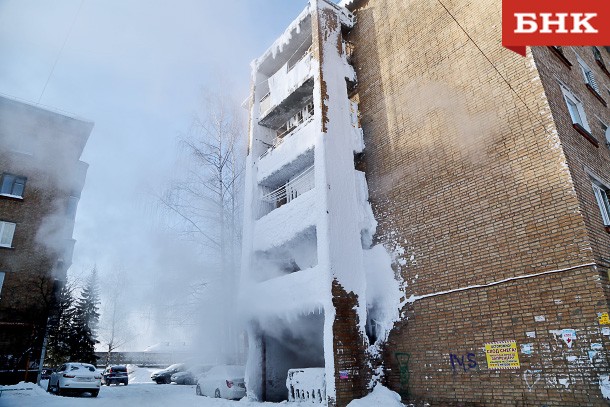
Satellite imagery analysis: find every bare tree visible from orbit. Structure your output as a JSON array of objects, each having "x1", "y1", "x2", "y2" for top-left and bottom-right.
[
  {"x1": 155, "y1": 85, "x2": 246, "y2": 359},
  {"x1": 158, "y1": 86, "x2": 245, "y2": 280},
  {"x1": 98, "y1": 268, "x2": 133, "y2": 365}
]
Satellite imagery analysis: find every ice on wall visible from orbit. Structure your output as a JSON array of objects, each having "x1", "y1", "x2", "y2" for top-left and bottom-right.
[{"x1": 363, "y1": 245, "x2": 406, "y2": 347}]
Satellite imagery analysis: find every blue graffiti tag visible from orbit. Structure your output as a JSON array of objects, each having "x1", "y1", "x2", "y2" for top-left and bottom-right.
[{"x1": 449, "y1": 353, "x2": 478, "y2": 372}]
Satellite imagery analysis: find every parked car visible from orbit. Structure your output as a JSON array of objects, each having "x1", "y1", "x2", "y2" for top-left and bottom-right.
[
  {"x1": 151, "y1": 363, "x2": 187, "y2": 384},
  {"x1": 171, "y1": 365, "x2": 212, "y2": 385},
  {"x1": 102, "y1": 364, "x2": 129, "y2": 386},
  {"x1": 47, "y1": 362, "x2": 101, "y2": 397},
  {"x1": 195, "y1": 365, "x2": 245, "y2": 399}
]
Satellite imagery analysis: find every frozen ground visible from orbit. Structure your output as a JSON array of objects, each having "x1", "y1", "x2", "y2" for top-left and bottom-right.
[
  {"x1": 0, "y1": 381, "x2": 319, "y2": 407},
  {"x1": 0, "y1": 366, "x2": 404, "y2": 407}
]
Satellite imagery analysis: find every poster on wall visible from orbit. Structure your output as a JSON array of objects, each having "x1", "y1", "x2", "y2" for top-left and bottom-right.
[{"x1": 485, "y1": 341, "x2": 520, "y2": 369}]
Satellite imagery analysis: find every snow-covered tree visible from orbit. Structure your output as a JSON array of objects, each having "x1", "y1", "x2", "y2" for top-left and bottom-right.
[
  {"x1": 74, "y1": 267, "x2": 100, "y2": 335},
  {"x1": 44, "y1": 269, "x2": 100, "y2": 366}
]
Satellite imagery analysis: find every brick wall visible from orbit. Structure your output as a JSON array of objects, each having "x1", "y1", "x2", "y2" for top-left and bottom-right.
[
  {"x1": 0, "y1": 97, "x2": 90, "y2": 383},
  {"x1": 331, "y1": 279, "x2": 370, "y2": 406},
  {"x1": 346, "y1": 0, "x2": 610, "y2": 405},
  {"x1": 532, "y1": 46, "x2": 610, "y2": 268}
]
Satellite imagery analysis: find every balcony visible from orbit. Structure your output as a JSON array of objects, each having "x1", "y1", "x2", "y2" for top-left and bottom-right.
[
  {"x1": 241, "y1": 265, "x2": 325, "y2": 318},
  {"x1": 259, "y1": 51, "x2": 314, "y2": 129},
  {"x1": 258, "y1": 165, "x2": 314, "y2": 219},
  {"x1": 253, "y1": 185, "x2": 316, "y2": 253}
]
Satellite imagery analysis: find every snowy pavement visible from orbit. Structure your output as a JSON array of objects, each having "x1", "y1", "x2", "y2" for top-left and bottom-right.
[
  {"x1": 0, "y1": 366, "x2": 406, "y2": 407},
  {"x1": 0, "y1": 381, "x2": 312, "y2": 407}
]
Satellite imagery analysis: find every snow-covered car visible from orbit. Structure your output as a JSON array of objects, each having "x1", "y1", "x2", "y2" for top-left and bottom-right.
[
  {"x1": 171, "y1": 365, "x2": 212, "y2": 385},
  {"x1": 47, "y1": 362, "x2": 101, "y2": 397},
  {"x1": 102, "y1": 364, "x2": 129, "y2": 386},
  {"x1": 151, "y1": 363, "x2": 187, "y2": 384},
  {"x1": 195, "y1": 365, "x2": 245, "y2": 399}
]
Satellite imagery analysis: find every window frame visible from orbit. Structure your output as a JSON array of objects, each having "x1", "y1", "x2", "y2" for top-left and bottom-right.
[
  {"x1": 560, "y1": 85, "x2": 598, "y2": 146},
  {"x1": 0, "y1": 272, "x2": 5, "y2": 299},
  {"x1": 561, "y1": 86, "x2": 590, "y2": 130},
  {"x1": 576, "y1": 53, "x2": 607, "y2": 105},
  {"x1": 592, "y1": 181, "x2": 610, "y2": 226},
  {"x1": 0, "y1": 174, "x2": 27, "y2": 198},
  {"x1": 0, "y1": 221, "x2": 16, "y2": 248}
]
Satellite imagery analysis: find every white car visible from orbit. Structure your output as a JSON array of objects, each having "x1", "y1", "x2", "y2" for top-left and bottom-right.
[
  {"x1": 195, "y1": 365, "x2": 246, "y2": 399},
  {"x1": 47, "y1": 362, "x2": 101, "y2": 397}
]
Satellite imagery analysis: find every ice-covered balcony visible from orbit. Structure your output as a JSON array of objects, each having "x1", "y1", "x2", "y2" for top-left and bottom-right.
[
  {"x1": 242, "y1": 264, "x2": 325, "y2": 318},
  {"x1": 258, "y1": 165, "x2": 314, "y2": 219},
  {"x1": 253, "y1": 182, "x2": 317, "y2": 253},
  {"x1": 258, "y1": 116, "x2": 315, "y2": 181},
  {"x1": 250, "y1": 226, "x2": 317, "y2": 283},
  {"x1": 260, "y1": 50, "x2": 313, "y2": 118}
]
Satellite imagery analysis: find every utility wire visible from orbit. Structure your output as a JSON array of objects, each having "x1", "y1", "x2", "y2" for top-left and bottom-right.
[
  {"x1": 435, "y1": 0, "x2": 555, "y2": 137},
  {"x1": 38, "y1": 0, "x2": 85, "y2": 104}
]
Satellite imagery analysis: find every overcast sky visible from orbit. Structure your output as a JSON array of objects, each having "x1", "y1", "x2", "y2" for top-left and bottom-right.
[{"x1": 0, "y1": 0, "x2": 310, "y2": 350}]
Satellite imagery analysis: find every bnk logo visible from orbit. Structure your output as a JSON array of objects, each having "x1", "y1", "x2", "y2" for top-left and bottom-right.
[
  {"x1": 514, "y1": 13, "x2": 598, "y2": 34},
  {"x1": 502, "y1": 1, "x2": 610, "y2": 56}
]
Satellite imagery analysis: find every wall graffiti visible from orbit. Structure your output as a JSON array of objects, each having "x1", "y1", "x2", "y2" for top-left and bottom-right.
[
  {"x1": 395, "y1": 353, "x2": 410, "y2": 398},
  {"x1": 523, "y1": 369, "x2": 542, "y2": 391},
  {"x1": 449, "y1": 352, "x2": 478, "y2": 372}
]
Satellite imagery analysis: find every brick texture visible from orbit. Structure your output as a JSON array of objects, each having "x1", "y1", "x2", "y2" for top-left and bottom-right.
[
  {"x1": 0, "y1": 97, "x2": 90, "y2": 384},
  {"x1": 344, "y1": 0, "x2": 610, "y2": 405}
]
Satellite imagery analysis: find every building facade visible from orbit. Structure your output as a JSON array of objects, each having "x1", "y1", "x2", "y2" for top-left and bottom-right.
[
  {"x1": 241, "y1": 0, "x2": 610, "y2": 406},
  {"x1": 239, "y1": 1, "x2": 375, "y2": 405},
  {"x1": 0, "y1": 95, "x2": 91, "y2": 384}
]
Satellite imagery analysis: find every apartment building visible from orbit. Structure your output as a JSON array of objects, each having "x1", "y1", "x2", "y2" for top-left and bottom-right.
[
  {"x1": 0, "y1": 95, "x2": 91, "y2": 384},
  {"x1": 239, "y1": 0, "x2": 375, "y2": 404},
  {"x1": 241, "y1": 0, "x2": 610, "y2": 405}
]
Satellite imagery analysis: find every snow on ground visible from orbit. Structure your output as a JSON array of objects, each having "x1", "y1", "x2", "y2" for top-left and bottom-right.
[
  {"x1": 1, "y1": 366, "x2": 359, "y2": 407},
  {"x1": 0, "y1": 381, "x2": 328, "y2": 407},
  {"x1": 126, "y1": 364, "x2": 161, "y2": 383},
  {"x1": 0, "y1": 382, "x2": 407, "y2": 407},
  {"x1": 346, "y1": 385, "x2": 405, "y2": 407}
]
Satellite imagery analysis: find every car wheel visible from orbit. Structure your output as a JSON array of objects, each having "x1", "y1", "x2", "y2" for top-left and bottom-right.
[
  {"x1": 46, "y1": 381, "x2": 52, "y2": 393},
  {"x1": 165, "y1": 377, "x2": 171, "y2": 384},
  {"x1": 215, "y1": 388, "x2": 221, "y2": 398},
  {"x1": 196, "y1": 384, "x2": 202, "y2": 396},
  {"x1": 91, "y1": 390, "x2": 99, "y2": 398},
  {"x1": 123, "y1": 380, "x2": 128, "y2": 386}
]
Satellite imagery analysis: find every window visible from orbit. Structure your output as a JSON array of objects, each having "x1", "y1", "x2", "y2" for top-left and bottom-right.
[
  {"x1": 593, "y1": 47, "x2": 610, "y2": 78},
  {"x1": 592, "y1": 182, "x2": 610, "y2": 226},
  {"x1": 579, "y1": 59, "x2": 601, "y2": 93},
  {"x1": 0, "y1": 272, "x2": 4, "y2": 298},
  {"x1": 0, "y1": 221, "x2": 16, "y2": 248},
  {"x1": 549, "y1": 46, "x2": 572, "y2": 68},
  {"x1": 0, "y1": 174, "x2": 26, "y2": 198},
  {"x1": 577, "y1": 54, "x2": 607, "y2": 105},
  {"x1": 560, "y1": 85, "x2": 596, "y2": 145},
  {"x1": 602, "y1": 120, "x2": 610, "y2": 147}
]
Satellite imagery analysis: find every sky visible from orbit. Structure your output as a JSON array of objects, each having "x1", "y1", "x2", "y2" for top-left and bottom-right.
[{"x1": 0, "y1": 0, "x2": 311, "y2": 351}]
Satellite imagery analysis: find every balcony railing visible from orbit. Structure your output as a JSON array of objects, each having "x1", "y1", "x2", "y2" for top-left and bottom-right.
[
  {"x1": 258, "y1": 165, "x2": 314, "y2": 218},
  {"x1": 259, "y1": 116, "x2": 314, "y2": 160},
  {"x1": 287, "y1": 368, "x2": 325, "y2": 404}
]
